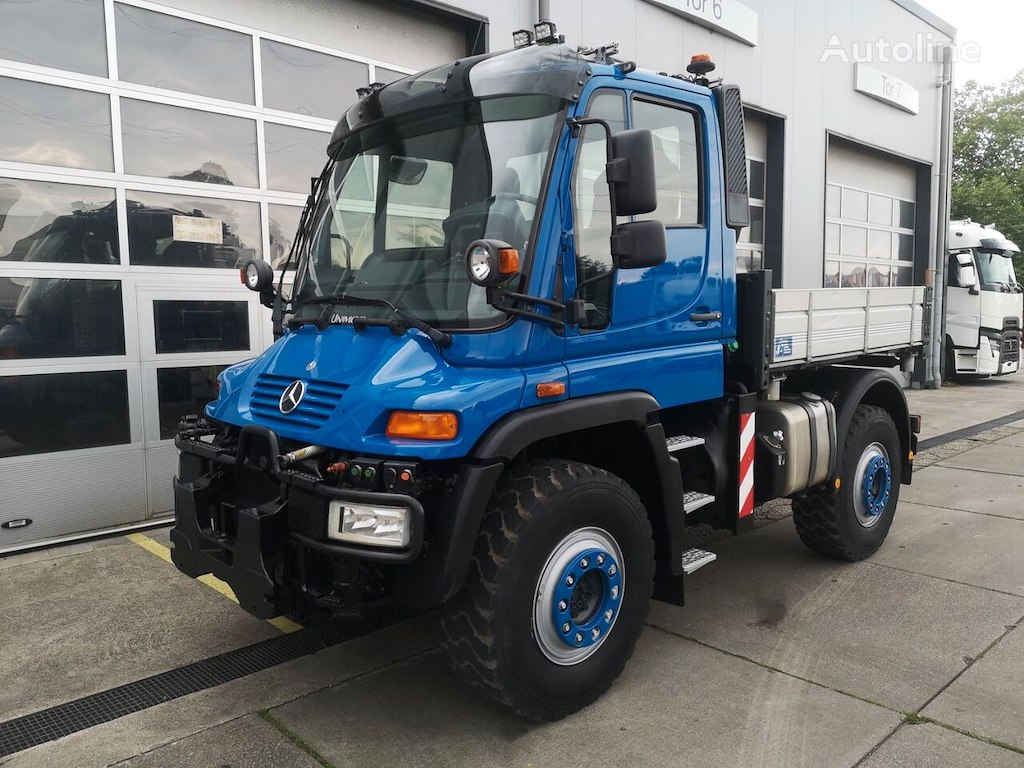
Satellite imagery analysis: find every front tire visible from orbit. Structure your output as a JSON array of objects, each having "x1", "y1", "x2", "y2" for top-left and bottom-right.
[
  {"x1": 441, "y1": 460, "x2": 654, "y2": 721},
  {"x1": 792, "y1": 404, "x2": 901, "y2": 560}
]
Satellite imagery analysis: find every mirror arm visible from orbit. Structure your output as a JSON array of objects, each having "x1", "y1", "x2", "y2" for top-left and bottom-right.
[
  {"x1": 566, "y1": 116, "x2": 620, "y2": 224},
  {"x1": 501, "y1": 289, "x2": 565, "y2": 312},
  {"x1": 487, "y1": 285, "x2": 566, "y2": 330},
  {"x1": 564, "y1": 116, "x2": 629, "y2": 324},
  {"x1": 270, "y1": 290, "x2": 284, "y2": 337}
]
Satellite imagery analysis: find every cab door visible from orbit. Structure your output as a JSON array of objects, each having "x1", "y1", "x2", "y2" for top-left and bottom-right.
[
  {"x1": 946, "y1": 249, "x2": 981, "y2": 352},
  {"x1": 563, "y1": 79, "x2": 729, "y2": 409}
]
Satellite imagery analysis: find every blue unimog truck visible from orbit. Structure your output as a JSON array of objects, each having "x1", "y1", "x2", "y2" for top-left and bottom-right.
[{"x1": 170, "y1": 30, "x2": 924, "y2": 721}]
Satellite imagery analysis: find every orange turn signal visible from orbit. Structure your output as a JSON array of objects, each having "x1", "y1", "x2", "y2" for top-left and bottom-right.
[
  {"x1": 536, "y1": 381, "x2": 566, "y2": 398},
  {"x1": 386, "y1": 411, "x2": 459, "y2": 440},
  {"x1": 498, "y1": 248, "x2": 520, "y2": 275}
]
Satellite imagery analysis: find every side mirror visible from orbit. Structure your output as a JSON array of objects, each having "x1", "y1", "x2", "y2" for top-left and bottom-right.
[
  {"x1": 958, "y1": 264, "x2": 978, "y2": 290},
  {"x1": 241, "y1": 258, "x2": 274, "y2": 292},
  {"x1": 611, "y1": 220, "x2": 667, "y2": 270},
  {"x1": 713, "y1": 84, "x2": 750, "y2": 233},
  {"x1": 608, "y1": 129, "x2": 658, "y2": 216}
]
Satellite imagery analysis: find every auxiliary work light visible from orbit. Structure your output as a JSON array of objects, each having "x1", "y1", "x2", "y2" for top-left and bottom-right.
[
  {"x1": 513, "y1": 28, "x2": 535, "y2": 48},
  {"x1": 533, "y1": 21, "x2": 560, "y2": 44},
  {"x1": 241, "y1": 258, "x2": 274, "y2": 292},
  {"x1": 463, "y1": 239, "x2": 520, "y2": 288}
]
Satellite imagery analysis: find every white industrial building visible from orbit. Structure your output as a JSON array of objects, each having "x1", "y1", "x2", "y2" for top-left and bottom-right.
[{"x1": 0, "y1": 0, "x2": 954, "y2": 549}]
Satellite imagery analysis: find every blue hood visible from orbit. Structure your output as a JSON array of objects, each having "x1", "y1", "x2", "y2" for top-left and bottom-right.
[{"x1": 208, "y1": 324, "x2": 525, "y2": 460}]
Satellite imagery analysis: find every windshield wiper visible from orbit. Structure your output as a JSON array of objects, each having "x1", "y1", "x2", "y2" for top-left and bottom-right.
[{"x1": 293, "y1": 293, "x2": 453, "y2": 349}]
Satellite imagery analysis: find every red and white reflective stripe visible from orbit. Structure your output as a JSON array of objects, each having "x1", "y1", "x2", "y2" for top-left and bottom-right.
[{"x1": 738, "y1": 411, "x2": 755, "y2": 519}]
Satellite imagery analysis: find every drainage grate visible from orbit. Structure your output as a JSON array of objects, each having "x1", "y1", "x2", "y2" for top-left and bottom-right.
[
  {"x1": 917, "y1": 408, "x2": 1024, "y2": 452},
  {"x1": 0, "y1": 603, "x2": 420, "y2": 759}
]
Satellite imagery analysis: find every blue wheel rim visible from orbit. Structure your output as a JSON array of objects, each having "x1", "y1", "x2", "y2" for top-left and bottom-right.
[
  {"x1": 854, "y1": 442, "x2": 892, "y2": 528},
  {"x1": 533, "y1": 527, "x2": 624, "y2": 665}
]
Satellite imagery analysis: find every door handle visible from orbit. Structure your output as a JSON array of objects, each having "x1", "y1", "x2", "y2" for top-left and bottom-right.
[{"x1": 690, "y1": 311, "x2": 722, "y2": 323}]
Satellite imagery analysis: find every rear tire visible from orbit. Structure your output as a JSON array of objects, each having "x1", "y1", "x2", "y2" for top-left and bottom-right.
[
  {"x1": 792, "y1": 404, "x2": 901, "y2": 561},
  {"x1": 441, "y1": 460, "x2": 654, "y2": 721}
]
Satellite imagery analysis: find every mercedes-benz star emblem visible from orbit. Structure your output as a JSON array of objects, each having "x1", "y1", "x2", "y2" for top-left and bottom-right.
[{"x1": 279, "y1": 380, "x2": 306, "y2": 414}]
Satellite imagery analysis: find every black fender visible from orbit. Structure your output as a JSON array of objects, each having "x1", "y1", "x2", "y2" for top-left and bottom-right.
[
  {"x1": 393, "y1": 392, "x2": 685, "y2": 608},
  {"x1": 792, "y1": 366, "x2": 915, "y2": 484},
  {"x1": 473, "y1": 393, "x2": 684, "y2": 567},
  {"x1": 470, "y1": 391, "x2": 661, "y2": 460}
]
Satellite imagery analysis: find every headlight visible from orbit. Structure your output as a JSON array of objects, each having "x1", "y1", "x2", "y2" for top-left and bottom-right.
[{"x1": 328, "y1": 501, "x2": 411, "y2": 548}]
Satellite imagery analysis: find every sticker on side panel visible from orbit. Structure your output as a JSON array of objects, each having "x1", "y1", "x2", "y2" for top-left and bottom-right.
[{"x1": 774, "y1": 336, "x2": 794, "y2": 359}]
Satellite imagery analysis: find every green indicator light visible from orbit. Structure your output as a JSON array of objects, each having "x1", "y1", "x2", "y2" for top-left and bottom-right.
[
  {"x1": 350, "y1": 466, "x2": 360, "y2": 477},
  {"x1": 363, "y1": 468, "x2": 375, "y2": 479}
]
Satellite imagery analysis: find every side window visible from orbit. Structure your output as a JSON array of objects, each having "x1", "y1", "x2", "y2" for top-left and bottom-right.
[
  {"x1": 948, "y1": 254, "x2": 960, "y2": 287},
  {"x1": 385, "y1": 157, "x2": 453, "y2": 249},
  {"x1": 949, "y1": 251, "x2": 976, "y2": 289},
  {"x1": 631, "y1": 98, "x2": 702, "y2": 227},
  {"x1": 571, "y1": 89, "x2": 626, "y2": 327}
]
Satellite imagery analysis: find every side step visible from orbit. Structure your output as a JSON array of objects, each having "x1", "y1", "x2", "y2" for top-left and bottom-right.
[
  {"x1": 683, "y1": 490, "x2": 715, "y2": 514},
  {"x1": 666, "y1": 434, "x2": 705, "y2": 452},
  {"x1": 680, "y1": 548, "x2": 717, "y2": 575}
]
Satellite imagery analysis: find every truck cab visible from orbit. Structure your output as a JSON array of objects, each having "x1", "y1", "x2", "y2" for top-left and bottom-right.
[
  {"x1": 170, "y1": 36, "x2": 920, "y2": 721},
  {"x1": 946, "y1": 219, "x2": 1023, "y2": 379}
]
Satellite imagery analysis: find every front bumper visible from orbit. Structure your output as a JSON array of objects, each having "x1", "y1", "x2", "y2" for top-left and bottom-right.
[
  {"x1": 980, "y1": 329, "x2": 1021, "y2": 376},
  {"x1": 170, "y1": 425, "x2": 424, "y2": 620}
]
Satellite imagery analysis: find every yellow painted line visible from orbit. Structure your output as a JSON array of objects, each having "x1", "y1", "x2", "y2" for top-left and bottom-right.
[
  {"x1": 126, "y1": 532, "x2": 173, "y2": 563},
  {"x1": 125, "y1": 532, "x2": 302, "y2": 634},
  {"x1": 267, "y1": 616, "x2": 305, "y2": 633}
]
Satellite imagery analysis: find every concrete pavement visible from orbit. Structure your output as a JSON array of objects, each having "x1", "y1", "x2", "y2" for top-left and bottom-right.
[{"x1": 2, "y1": 377, "x2": 1024, "y2": 766}]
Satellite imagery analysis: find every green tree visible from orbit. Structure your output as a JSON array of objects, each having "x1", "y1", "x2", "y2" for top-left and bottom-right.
[{"x1": 952, "y1": 71, "x2": 1024, "y2": 275}]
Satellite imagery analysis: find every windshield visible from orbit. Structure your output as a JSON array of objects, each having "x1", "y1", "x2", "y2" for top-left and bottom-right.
[
  {"x1": 975, "y1": 248, "x2": 1020, "y2": 288},
  {"x1": 291, "y1": 95, "x2": 563, "y2": 329}
]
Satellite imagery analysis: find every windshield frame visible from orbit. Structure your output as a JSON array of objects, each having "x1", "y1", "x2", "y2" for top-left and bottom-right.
[{"x1": 288, "y1": 96, "x2": 569, "y2": 334}]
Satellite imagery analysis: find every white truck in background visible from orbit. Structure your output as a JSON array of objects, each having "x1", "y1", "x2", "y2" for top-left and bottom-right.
[{"x1": 945, "y1": 219, "x2": 1023, "y2": 380}]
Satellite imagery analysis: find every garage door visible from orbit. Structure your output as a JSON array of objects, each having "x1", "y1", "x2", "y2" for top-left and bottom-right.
[{"x1": 825, "y1": 140, "x2": 916, "y2": 289}]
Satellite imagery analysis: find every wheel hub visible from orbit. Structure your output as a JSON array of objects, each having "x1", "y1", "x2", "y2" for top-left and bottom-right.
[
  {"x1": 534, "y1": 528, "x2": 624, "y2": 665},
  {"x1": 551, "y1": 548, "x2": 623, "y2": 650},
  {"x1": 854, "y1": 443, "x2": 892, "y2": 528}
]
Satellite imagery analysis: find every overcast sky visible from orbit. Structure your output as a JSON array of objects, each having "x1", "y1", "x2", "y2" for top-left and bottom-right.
[{"x1": 918, "y1": 0, "x2": 1024, "y2": 86}]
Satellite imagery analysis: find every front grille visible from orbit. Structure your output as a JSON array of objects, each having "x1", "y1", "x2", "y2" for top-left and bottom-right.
[
  {"x1": 1004, "y1": 335, "x2": 1020, "y2": 363},
  {"x1": 250, "y1": 373, "x2": 347, "y2": 429}
]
